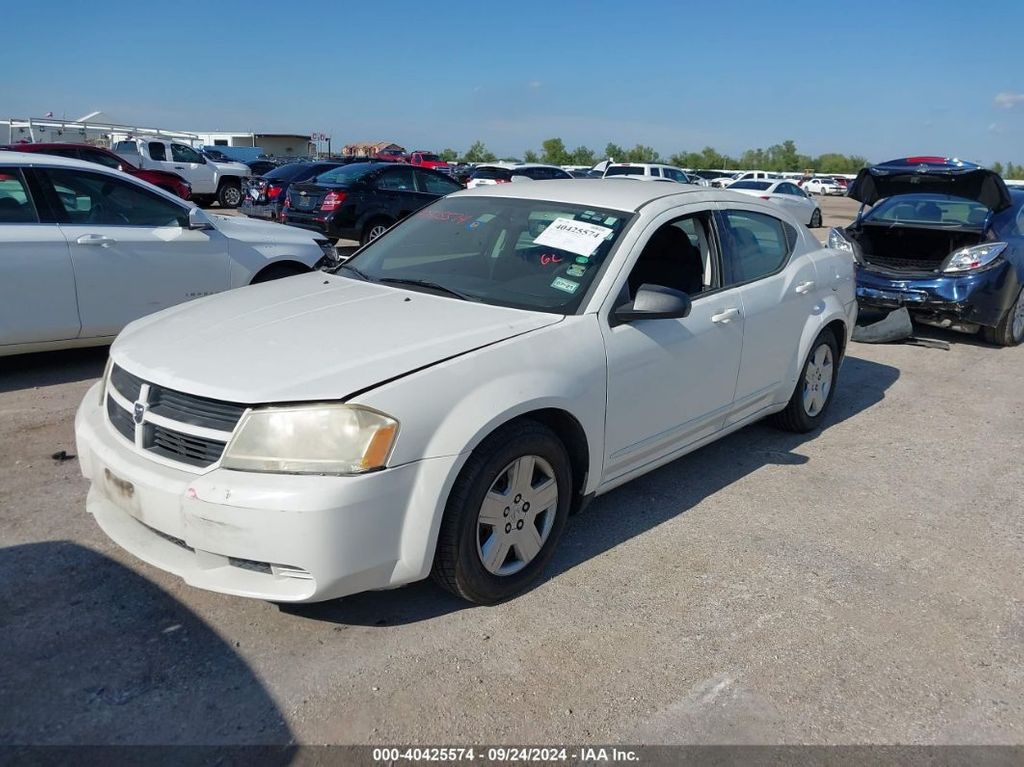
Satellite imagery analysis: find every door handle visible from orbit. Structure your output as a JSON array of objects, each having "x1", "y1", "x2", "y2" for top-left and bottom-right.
[
  {"x1": 711, "y1": 307, "x2": 741, "y2": 324},
  {"x1": 174, "y1": 166, "x2": 186, "y2": 170},
  {"x1": 795, "y1": 280, "x2": 816, "y2": 294},
  {"x1": 76, "y1": 234, "x2": 115, "y2": 247}
]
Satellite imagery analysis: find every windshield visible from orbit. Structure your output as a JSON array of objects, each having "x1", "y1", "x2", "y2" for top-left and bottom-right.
[
  {"x1": 337, "y1": 197, "x2": 634, "y2": 313},
  {"x1": 419, "y1": 153, "x2": 441, "y2": 162},
  {"x1": 731, "y1": 181, "x2": 772, "y2": 190},
  {"x1": 864, "y1": 194, "x2": 991, "y2": 228},
  {"x1": 315, "y1": 163, "x2": 375, "y2": 185}
]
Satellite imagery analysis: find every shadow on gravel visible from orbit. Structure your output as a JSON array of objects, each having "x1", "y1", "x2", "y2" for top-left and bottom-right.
[
  {"x1": 0, "y1": 541, "x2": 294, "y2": 750},
  {"x1": 288, "y1": 354, "x2": 899, "y2": 625},
  {"x1": 0, "y1": 347, "x2": 109, "y2": 394}
]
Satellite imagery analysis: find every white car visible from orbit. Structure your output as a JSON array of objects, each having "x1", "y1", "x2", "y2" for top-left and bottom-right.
[
  {"x1": 75, "y1": 180, "x2": 856, "y2": 605},
  {"x1": 0, "y1": 151, "x2": 339, "y2": 357},
  {"x1": 805, "y1": 177, "x2": 844, "y2": 196},
  {"x1": 728, "y1": 179, "x2": 823, "y2": 227},
  {"x1": 466, "y1": 163, "x2": 572, "y2": 188},
  {"x1": 602, "y1": 163, "x2": 693, "y2": 184}
]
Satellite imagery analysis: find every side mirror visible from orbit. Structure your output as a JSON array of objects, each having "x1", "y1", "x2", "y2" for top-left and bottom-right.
[
  {"x1": 187, "y1": 207, "x2": 214, "y2": 230},
  {"x1": 614, "y1": 284, "x2": 692, "y2": 324}
]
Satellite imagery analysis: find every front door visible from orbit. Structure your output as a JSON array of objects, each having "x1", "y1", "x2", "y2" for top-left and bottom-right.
[
  {"x1": 34, "y1": 166, "x2": 229, "y2": 339},
  {"x1": 601, "y1": 210, "x2": 744, "y2": 484}
]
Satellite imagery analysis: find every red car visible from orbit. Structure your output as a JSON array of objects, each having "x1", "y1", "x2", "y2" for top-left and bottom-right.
[
  {"x1": 407, "y1": 150, "x2": 450, "y2": 172},
  {"x1": 374, "y1": 148, "x2": 407, "y2": 163},
  {"x1": 1, "y1": 142, "x2": 192, "y2": 200}
]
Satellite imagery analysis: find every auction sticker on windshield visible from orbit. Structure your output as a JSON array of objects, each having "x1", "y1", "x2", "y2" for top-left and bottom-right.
[{"x1": 534, "y1": 217, "x2": 613, "y2": 257}]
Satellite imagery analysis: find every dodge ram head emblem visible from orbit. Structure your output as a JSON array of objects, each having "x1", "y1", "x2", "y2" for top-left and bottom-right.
[{"x1": 133, "y1": 401, "x2": 147, "y2": 425}]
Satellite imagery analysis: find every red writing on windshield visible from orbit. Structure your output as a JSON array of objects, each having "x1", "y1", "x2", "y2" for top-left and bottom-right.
[{"x1": 416, "y1": 210, "x2": 472, "y2": 224}]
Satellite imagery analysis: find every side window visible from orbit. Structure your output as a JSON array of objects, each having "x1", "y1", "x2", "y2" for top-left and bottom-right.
[
  {"x1": 0, "y1": 168, "x2": 38, "y2": 223},
  {"x1": 171, "y1": 144, "x2": 204, "y2": 163},
  {"x1": 719, "y1": 210, "x2": 793, "y2": 286},
  {"x1": 624, "y1": 214, "x2": 714, "y2": 300},
  {"x1": 376, "y1": 167, "x2": 416, "y2": 191},
  {"x1": 148, "y1": 142, "x2": 167, "y2": 161},
  {"x1": 664, "y1": 168, "x2": 687, "y2": 182},
  {"x1": 417, "y1": 170, "x2": 460, "y2": 195},
  {"x1": 649, "y1": 167, "x2": 661, "y2": 177},
  {"x1": 38, "y1": 168, "x2": 187, "y2": 227}
]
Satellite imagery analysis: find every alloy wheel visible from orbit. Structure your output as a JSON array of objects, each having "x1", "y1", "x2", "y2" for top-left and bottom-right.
[
  {"x1": 223, "y1": 186, "x2": 241, "y2": 207},
  {"x1": 1012, "y1": 291, "x2": 1024, "y2": 342},
  {"x1": 367, "y1": 224, "x2": 388, "y2": 242},
  {"x1": 802, "y1": 344, "x2": 834, "y2": 417},
  {"x1": 476, "y1": 455, "x2": 558, "y2": 576}
]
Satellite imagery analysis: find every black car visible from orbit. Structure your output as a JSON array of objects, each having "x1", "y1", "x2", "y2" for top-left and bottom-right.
[
  {"x1": 246, "y1": 159, "x2": 280, "y2": 176},
  {"x1": 282, "y1": 162, "x2": 462, "y2": 244},
  {"x1": 831, "y1": 157, "x2": 1024, "y2": 346},
  {"x1": 241, "y1": 160, "x2": 347, "y2": 221}
]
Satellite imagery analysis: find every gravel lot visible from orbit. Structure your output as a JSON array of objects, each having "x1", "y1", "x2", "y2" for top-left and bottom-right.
[{"x1": 1, "y1": 195, "x2": 1021, "y2": 746}]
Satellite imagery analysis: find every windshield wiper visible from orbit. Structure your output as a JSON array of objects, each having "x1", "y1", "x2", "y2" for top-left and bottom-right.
[
  {"x1": 378, "y1": 277, "x2": 472, "y2": 301},
  {"x1": 338, "y1": 263, "x2": 370, "y2": 280}
]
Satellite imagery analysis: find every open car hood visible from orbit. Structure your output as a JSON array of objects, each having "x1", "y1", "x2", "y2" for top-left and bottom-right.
[{"x1": 848, "y1": 157, "x2": 1011, "y2": 211}]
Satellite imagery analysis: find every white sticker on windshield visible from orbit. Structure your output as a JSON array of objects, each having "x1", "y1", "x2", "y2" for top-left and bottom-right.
[{"x1": 533, "y1": 217, "x2": 613, "y2": 257}]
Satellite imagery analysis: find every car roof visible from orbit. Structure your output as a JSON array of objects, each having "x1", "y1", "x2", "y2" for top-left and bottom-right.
[
  {"x1": 454, "y1": 178, "x2": 749, "y2": 211},
  {"x1": 0, "y1": 149, "x2": 114, "y2": 170}
]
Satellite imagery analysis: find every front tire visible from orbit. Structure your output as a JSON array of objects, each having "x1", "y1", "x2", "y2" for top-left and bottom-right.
[
  {"x1": 432, "y1": 421, "x2": 572, "y2": 605},
  {"x1": 981, "y1": 286, "x2": 1024, "y2": 347},
  {"x1": 809, "y1": 209, "x2": 822, "y2": 228},
  {"x1": 217, "y1": 181, "x2": 242, "y2": 208},
  {"x1": 772, "y1": 328, "x2": 839, "y2": 433}
]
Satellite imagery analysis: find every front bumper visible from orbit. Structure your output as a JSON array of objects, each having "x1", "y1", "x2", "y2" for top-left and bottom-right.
[
  {"x1": 855, "y1": 261, "x2": 1018, "y2": 328},
  {"x1": 75, "y1": 382, "x2": 459, "y2": 602}
]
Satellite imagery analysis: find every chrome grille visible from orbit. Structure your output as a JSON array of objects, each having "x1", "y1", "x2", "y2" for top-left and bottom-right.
[{"x1": 106, "y1": 364, "x2": 246, "y2": 469}]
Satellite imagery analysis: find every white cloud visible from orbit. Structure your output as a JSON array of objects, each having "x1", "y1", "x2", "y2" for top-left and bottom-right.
[{"x1": 994, "y1": 92, "x2": 1024, "y2": 109}]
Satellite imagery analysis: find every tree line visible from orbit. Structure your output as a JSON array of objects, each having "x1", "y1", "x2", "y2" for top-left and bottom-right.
[{"x1": 437, "y1": 138, "x2": 1024, "y2": 177}]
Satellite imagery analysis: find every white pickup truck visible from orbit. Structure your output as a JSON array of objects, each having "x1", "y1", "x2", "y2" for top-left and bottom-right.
[{"x1": 113, "y1": 138, "x2": 250, "y2": 208}]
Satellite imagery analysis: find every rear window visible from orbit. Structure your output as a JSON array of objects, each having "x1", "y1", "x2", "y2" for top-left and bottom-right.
[
  {"x1": 730, "y1": 181, "x2": 772, "y2": 190},
  {"x1": 605, "y1": 166, "x2": 645, "y2": 177},
  {"x1": 315, "y1": 164, "x2": 376, "y2": 185},
  {"x1": 865, "y1": 195, "x2": 991, "y2": 228},
  {"x1": 471, "y1": 167, "x2": 513, "y2": 181},
  {"x1": 418, "y1": 153, "x2": 441, "y2": 162},
  {"x1": 263, "y1": 163, "x2": 312, "y2": 181}
]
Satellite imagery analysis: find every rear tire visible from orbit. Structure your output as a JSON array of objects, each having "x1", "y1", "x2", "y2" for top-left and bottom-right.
[
  {"x1": 981, "y1": 286, "x2": 1024, "y2": 347},
  {"x1": 809, "y1": 209, "x2": 822, "y2": 228},
  {"x1": 772, "y1": 328, "x2": 839, "y2": 433},
  {"x1": 431, "y1": 420, "x2": 572, "y2": 605},
  {"x1": 217, "y1": 181, "x2": 242, "y2": 208},
  {"x1": 360, "y1": 217, "x2": 391, "y2": 245}
]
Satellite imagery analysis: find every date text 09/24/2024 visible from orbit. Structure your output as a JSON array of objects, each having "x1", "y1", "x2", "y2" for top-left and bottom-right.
[{"x1": 371, "y1": 747, "x2": 640, "y2": 762}]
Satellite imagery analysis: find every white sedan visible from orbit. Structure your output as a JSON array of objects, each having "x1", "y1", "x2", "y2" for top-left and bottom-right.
[
  {"x1": 729, "y1": 179, "x2": 823, "y2": 227},
  {"x1": 0, "y1": 151, "x2": 338, "y2": 357},
  {"x1": 75, "y1": 180, "x2": 856, "y2": 605}
]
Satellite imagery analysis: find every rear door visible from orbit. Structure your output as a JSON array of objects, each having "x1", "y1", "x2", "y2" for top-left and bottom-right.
[
  {"x1": 0, "y1": 167, "x2": 79, "y2": 346},
  {"x1": 375, "y1": 166, "x2": 433, "y2": 220},
  {"x1": 715, "y1": 206, "x2": 819, "y2": 423},
  {"x1": 34, "y1": 166, "x2": 230, "y2": 338}
]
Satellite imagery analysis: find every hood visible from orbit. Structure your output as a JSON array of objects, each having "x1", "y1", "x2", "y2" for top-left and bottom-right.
[
  {"x1": 210, "y1": 159, "x2": 252, "y2": 175},
  {"x1": 111, "y1": 273, "x2": 562, "y2": 403},
  {"x1": 208, "y1": 213, "x2": 323, "y2": 245},
  {"x1": 849, "y1": 157, "x2": 1011, "y2": 211}
]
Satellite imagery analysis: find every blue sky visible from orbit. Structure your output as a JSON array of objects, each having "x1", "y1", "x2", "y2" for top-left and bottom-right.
[{"x1": 5, "y1": 0, "x2": 1024, "y2": 163}]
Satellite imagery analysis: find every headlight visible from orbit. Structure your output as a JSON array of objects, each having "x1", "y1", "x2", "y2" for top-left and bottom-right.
[
  {"x1": 221, "y1": 404, "x2": 398, "y2": 475},
  {"x1": 942, "y1": 242, "x2": 1007, "y2": 273},
  {"x1": 828, "y1": 227, "x2": 855, "y2": 255}
]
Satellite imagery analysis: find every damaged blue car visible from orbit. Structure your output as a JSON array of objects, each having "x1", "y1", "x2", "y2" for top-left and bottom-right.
[{"x1": 829, "y1": 157, "x2": 1023, "y2": 346}]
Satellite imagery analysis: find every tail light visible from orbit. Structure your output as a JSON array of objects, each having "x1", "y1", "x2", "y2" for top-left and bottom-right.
[
  {"x1": 267, "y1": 185, "x2": 283, "y2": 200},
  {"x1": 495, "y1": 179, "x2": 510, "y2": 184},
  {"x1": 320, "y1": 190, "x2": 347, "y2": 211},
  {"x1": 759, "y1": 195, "x2": 771, "y2": 200}
]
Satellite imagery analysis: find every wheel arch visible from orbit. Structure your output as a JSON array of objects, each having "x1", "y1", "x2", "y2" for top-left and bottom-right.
[{"x1": 249, "y1": 259, "x2": 310, "y2": 284}]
